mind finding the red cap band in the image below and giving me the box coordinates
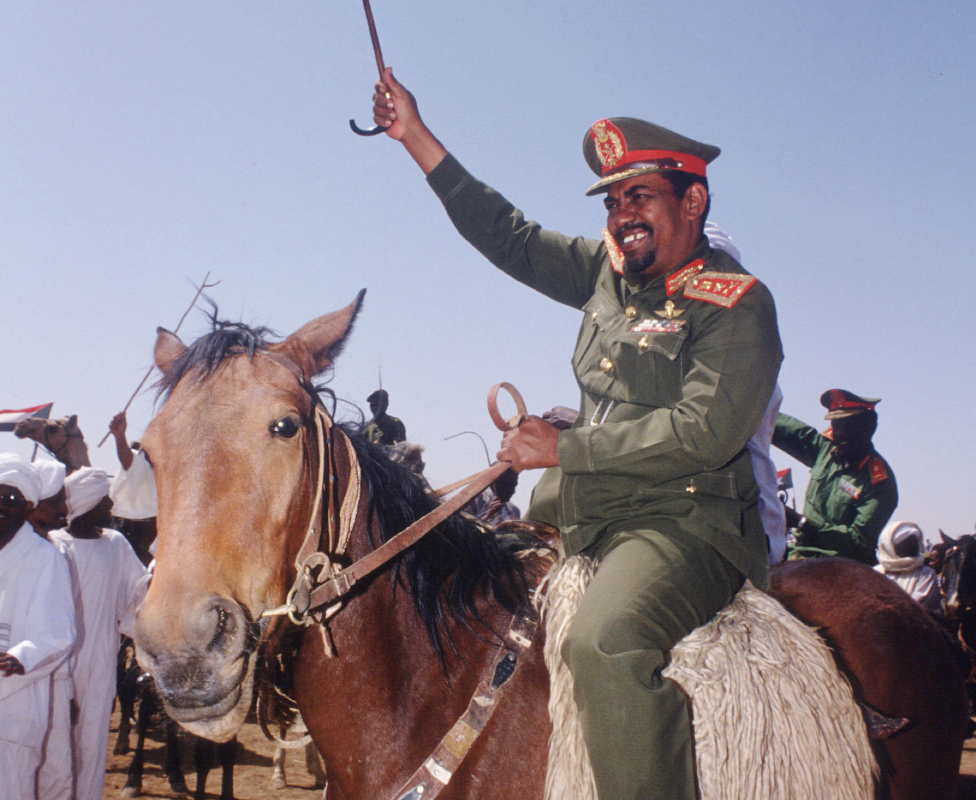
[608,149,708,177]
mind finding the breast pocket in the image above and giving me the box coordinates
[572,294,618,397]
[611,327,689,406]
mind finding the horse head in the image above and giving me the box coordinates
[13,414,91,473]
[940,534,976,627]
[134,292,365,742]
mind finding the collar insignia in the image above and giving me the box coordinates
[665,259,706,295]
[602,229,626,275]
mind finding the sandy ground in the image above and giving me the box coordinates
[101,707,976,799]
[102,707,323,800]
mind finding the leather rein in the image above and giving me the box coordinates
[258,360,526,630]
[251,356,540,795]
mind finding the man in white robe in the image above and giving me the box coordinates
[0,455,76,800]
[874,520,942,614]
[28,458,76,800]
[51,467,149,800]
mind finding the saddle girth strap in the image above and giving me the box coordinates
[391,612,539,800]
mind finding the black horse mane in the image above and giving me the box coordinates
[155,307,282,400]
[339,423,535,664]
[154,308,536,664]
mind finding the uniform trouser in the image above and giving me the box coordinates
[561,527,744,800]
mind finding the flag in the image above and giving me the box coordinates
[776,468,793,491]
[0,403,54,432]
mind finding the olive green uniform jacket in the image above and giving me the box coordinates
[428,154,783,588]
[773,413,898,564]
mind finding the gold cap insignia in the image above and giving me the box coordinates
[591,120,626,171]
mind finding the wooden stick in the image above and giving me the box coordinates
[97,273,219,448]
[361,0,386,78]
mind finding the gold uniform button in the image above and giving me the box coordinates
[599,357,614,374]
[625,306,637,319]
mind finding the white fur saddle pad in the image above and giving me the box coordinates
[541,555,877,800]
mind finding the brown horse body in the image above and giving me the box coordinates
[772,558,968,800]
[135,298,967,800]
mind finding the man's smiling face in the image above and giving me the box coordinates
[604,173,704,282]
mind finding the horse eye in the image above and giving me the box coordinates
[271,417,300,439]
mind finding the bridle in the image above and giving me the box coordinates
[257,353,513,629]
[245,355,541,797]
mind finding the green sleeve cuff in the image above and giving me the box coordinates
[557,427,594,474]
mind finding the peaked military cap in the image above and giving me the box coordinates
[583,117,720,196]
[820,389,881,420]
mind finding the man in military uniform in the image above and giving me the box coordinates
[774,389,897,564]
[371,71,782,800]
[364,389,407,445]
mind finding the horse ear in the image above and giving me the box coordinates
[277,290,366,377]
[66,415,78,430]
[155,327,188,375]
[941,529,957,546]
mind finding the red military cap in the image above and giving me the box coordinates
[582,117,720,196]
[820,389,881,420]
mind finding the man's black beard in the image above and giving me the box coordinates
[624,249,657,275]
[614,224,656,274]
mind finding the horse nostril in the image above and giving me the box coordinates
[208,600,243,654]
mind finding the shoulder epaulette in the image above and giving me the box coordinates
[868,457,890,485]
[684,271,757,308]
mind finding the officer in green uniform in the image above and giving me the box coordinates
[371,72,782,800]
[364,389,407,445]
[774,389,898,564]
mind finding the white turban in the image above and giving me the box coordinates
[33,459,67,501]
[65,467,112,523]
[704,222,742,263]
[0,453,43,506]
[875,520,925,574]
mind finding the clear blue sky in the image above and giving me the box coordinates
[2,1,973,542]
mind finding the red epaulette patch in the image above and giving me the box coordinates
[869,457,890,485]
[666,259,706,295]
[684,271,758,308]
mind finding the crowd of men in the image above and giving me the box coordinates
[0,418,152,800]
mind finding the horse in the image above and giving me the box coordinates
[941,533,976,646]
[13,413,91,473]
[133,296,968,800]
[939,533,976,708]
